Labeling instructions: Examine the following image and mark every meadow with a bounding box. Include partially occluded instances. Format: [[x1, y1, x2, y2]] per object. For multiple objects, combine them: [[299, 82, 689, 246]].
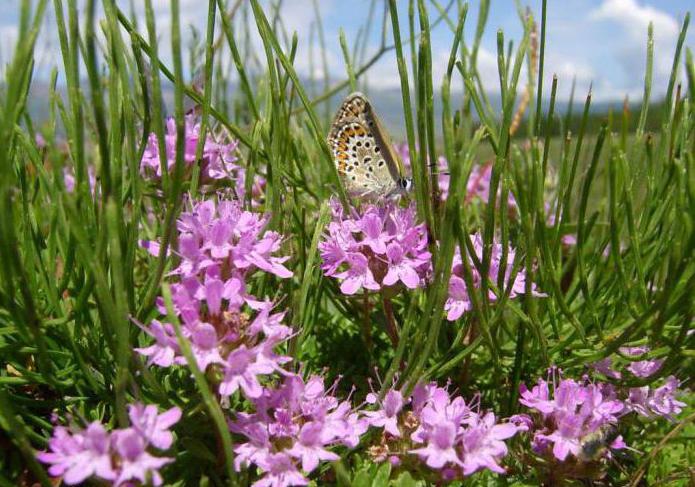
[[0, 1, 693, 486]]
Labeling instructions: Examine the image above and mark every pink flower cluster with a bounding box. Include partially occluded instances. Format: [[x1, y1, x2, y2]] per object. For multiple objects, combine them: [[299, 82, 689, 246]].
[[591, 346, 685, 420], [38, 404, 181, 486], [319, 199, 431, 295], [364, 383, 523, 480], [519, 375, 625, 462], [230, 374, 368, 486], [140, 115, 240, 181], [519, 365, 686, 465], [445, 234, 544, 321], [139, 115, 265, 203], [136, 197, 293, 399]]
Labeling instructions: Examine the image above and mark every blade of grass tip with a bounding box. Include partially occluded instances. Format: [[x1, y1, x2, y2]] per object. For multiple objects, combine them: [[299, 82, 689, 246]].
[[161, 282, 236, 483], [496, 30, 507, 105], [0, 391, 51, 487], [560, 88, 592, 233], [216, 0, 260, 119], [339, 28, 357, 92], [399, 5, 467, 390], [249, 0, 349, 209], [480, 18, 529, 309], [576, 123, 608, 334], [563, 76, 576, 136], [251, 2, 283, 228], [142, 0, 170, 192], [636, 22, 653, 139], [533, 0, 546, 136], [418, 0, 440, 230], [52, 0, 87, 200], [0, 0, 55, 385], [387, 0, 430, 232], [81, 0, 112, 200], [686, 48, 695, 101], [190, 0, 217, 196], [311, 0, 331, 124], [662, 13, 689, 124]]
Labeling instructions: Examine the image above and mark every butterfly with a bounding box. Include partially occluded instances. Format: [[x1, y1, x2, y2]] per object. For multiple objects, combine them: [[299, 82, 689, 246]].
[[327, 92, 412, 200]]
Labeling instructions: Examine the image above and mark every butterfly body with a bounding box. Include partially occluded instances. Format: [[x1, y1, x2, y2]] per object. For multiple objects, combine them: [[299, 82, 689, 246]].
[[328, 92, 412, 200]]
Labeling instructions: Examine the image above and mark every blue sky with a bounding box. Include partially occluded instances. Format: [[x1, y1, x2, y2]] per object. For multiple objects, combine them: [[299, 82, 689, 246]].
[[0, 0, 692, 102]]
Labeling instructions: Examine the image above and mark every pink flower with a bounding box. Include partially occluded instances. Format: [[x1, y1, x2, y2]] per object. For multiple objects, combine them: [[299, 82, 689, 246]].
[[627, 358, 664, 378], [230, 374, 368, 486], [287, 422, 340, 472], [365, 390, 406, 437], [319, 198, 431, 295], [411, 421, 462, 469], [519, 373, 626, 463], [128, 404, 182, 450], [371, 382, 521, 480], [37, 422, 116, 485], [445, 235, 544, 321], [460, 413, 518, 475], [37, 403, 179, 486], [113, 428, 172, 486], [627, 376, 687, 419]]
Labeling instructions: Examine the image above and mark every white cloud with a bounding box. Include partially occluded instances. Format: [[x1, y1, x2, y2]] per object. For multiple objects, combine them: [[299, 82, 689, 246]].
[[590, 0, 679, 41], [589, 0, 681, 94]]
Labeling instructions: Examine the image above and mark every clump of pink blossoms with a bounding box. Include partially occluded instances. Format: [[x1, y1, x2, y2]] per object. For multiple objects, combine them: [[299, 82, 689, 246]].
[[590, 346, 685, 420], [37, 403, 181, 486], [518, 365, 686, 470], [230, 373, 368, 486], [519, 372, 626, 464], [445, 234, 544, 321], [136, 197, 293, 399], [364, 382, 524, 481], [319, 198, 431, 295], [139, 115, 265, 202], [140, 114, 240, 181]]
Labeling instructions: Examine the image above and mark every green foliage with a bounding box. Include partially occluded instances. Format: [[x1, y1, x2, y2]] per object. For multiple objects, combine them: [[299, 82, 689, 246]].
[[0, 0, 692, 485]]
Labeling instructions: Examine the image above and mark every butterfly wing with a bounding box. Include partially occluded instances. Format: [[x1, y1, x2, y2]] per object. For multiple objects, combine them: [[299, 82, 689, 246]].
[[362, 98, 405, 183], [328, 117, 398, 197], [328, 92, 401, 198]]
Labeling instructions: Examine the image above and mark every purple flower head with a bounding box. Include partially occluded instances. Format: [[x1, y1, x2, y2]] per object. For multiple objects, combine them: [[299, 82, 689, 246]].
[[626, 376, 687, 420], [320, 198, 431, 295], [368, 382, 521, 480], [445, 235, 544, 321], [140, 114, 242, 184], [37, 422, 116, 485], [460, 412, 518, 475], [38, 402, 178, 486], [137, 197, 295, 400], [230, 373, 368, 485], [626, 358, 664, 378], [365, 390, 406, 437], [519, 372, 627, 463], [128, 404, 182, 450], [410, 420, 461, 469], [113, 428, 172, 486]]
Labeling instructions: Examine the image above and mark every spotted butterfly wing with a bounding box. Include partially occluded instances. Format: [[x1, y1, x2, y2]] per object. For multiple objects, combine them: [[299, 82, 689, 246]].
[[328, 92, 409, 198]]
